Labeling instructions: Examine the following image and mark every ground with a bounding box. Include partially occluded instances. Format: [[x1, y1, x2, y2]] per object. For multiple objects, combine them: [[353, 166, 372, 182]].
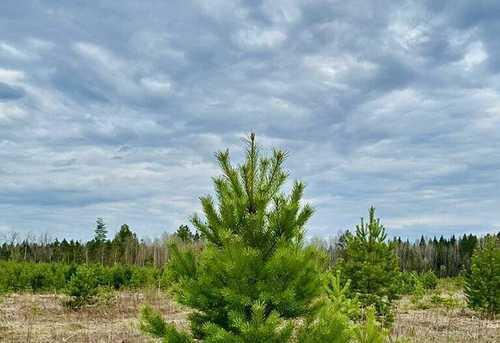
[[0, 289, 498, 342], [0, 290, 186, 342]]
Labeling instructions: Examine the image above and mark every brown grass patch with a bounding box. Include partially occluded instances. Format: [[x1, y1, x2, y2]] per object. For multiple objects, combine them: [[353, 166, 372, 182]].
[[1, 290, 498, 342], [391, 293, 499, 342], [0, 290, 188, 342]]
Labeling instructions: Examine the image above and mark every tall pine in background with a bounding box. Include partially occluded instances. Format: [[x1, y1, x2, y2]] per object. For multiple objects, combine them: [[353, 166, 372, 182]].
[[93, 218, 108, 264], [140, 134, 386, 342], [94, 218, 107, 243]]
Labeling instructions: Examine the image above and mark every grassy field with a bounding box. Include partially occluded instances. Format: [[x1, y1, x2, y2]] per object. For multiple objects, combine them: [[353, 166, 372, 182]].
[[0, 287, 498, 342]]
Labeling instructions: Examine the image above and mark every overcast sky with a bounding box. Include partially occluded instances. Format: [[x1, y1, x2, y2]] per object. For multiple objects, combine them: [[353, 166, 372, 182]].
[[1, 0, 499, 241]]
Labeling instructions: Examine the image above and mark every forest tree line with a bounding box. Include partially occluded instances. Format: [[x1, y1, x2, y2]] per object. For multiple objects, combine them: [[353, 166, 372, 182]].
[[315, 231, 497, 277], [0, 216, 497, 278], [0, 219, 177, 267]]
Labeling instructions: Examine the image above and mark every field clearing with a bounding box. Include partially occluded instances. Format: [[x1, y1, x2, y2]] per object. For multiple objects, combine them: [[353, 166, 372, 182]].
[[0, 291, 498, 342], [392, 296, 499, 342], [0, 291, 188, 342]]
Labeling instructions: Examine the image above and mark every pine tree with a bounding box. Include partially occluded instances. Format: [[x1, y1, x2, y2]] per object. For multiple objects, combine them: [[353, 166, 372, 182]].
[[140, 134, 387, 341], [64, 265, 98, 308], [175, 225, 195, 242], [93, 218, 107, 264], [168, 133, 318, 339], [339, 207, 399, 324], [464, 235, 500, 317], [112, 224, 139, 264], [94, 218, 107, 243]]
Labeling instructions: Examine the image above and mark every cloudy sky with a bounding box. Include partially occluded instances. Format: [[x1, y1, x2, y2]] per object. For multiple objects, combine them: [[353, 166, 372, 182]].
[[1, 0, 499, 241]]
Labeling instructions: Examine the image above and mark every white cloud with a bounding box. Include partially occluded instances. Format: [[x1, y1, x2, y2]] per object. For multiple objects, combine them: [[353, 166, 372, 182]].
[[233, 27, 287, 50], [0, 42, 30, 60], [303, 55, 377, 87], [140, 77, 173, 94], [0, 68, 25, 84], [461, 41, 487, 70]]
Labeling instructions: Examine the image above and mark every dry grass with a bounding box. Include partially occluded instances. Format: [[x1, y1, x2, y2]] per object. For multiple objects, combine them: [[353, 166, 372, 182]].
[[0, 290, 498, 342], [392, 307, 499, 342], [0, 290, 189, 342], [391, 292, 499, 342]]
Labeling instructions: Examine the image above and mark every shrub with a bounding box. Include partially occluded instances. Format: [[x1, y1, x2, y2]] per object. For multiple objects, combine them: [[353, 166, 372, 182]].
[[64, 265, 98, 308], [419, 271, 438, 290], [430, 292, 459, 309], [109, 264, 133, 289], [396, 272, 418, 295], [95, 285, 118, 306], [0, 261, 160, 295], [410, 278, 429, 310], [296, 302, 352, 343], [130, 266, 158, 289], [296, 271, 388, 343], [140, 305, 193, 342], [0, 261, 70, 293], [464, 235, 499, 316], [325, 270, 361, 320], [353, 307, 388, 343]]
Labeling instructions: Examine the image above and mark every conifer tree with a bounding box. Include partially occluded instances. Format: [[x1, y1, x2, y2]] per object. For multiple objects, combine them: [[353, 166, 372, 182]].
[[93, 218, 107, 264], [464, 235, 500, 316], [175, 225, 196, 242], [339, 207, 399, 324], [141, 134, 387, 341], [94, 218, 107, 243]]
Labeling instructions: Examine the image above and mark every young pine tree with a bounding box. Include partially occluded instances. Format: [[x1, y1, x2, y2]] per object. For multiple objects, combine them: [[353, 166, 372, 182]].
[[464, 235, 500, 317], [141, 134, 387, 342], [339, 207, 399, 324], [64, 265, 98, 308]]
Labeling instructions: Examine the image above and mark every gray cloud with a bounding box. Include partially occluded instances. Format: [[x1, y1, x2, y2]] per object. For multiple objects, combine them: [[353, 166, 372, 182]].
[[0, 0, 499, 241], [0, 82, 25, 101]]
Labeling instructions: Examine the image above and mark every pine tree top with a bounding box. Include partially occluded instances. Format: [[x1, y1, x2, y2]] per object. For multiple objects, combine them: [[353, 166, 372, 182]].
[[192, 133, 313, 256]]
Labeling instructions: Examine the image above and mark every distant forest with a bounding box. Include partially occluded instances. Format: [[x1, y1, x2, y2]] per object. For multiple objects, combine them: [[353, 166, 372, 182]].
[[0, 218, 498, 277]]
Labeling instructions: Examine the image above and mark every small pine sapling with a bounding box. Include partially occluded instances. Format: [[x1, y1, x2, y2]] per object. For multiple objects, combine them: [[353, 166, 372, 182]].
[[339, 207, 399, 325], [464, 235, 499, 317]]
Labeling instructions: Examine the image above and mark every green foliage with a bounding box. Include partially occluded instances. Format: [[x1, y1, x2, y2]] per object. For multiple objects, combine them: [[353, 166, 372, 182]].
[[155, 134, 320, 341], [339, 207, 399, 324], [396, 271, 437, 297], [410, 277, 428, 309], [0, 261, 159, 295], [0, 261, 69, 293], [325, 270, 360, 319], [94, 217, 108, 243], [297, 271, 388, 343], [141, 135, 388, 342], [95, 285, 118, 306], [395, 272, 418, 295], [464, 235, 500, 316], [296, 303, 352, 343], [140, 305, 194, 342], [130, 265, 158, 289], [64, 265, 98, 308], [202, 301, 294, 343], [419, 271, 438, 290], [298, 290, 387, 343], [353, 307, 388, 343], [175, 225, 199, 243], [429, 292, 460, 309]]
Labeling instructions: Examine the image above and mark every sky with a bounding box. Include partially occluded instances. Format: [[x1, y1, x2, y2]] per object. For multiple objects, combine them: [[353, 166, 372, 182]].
[[0, 0, 499, 241]]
